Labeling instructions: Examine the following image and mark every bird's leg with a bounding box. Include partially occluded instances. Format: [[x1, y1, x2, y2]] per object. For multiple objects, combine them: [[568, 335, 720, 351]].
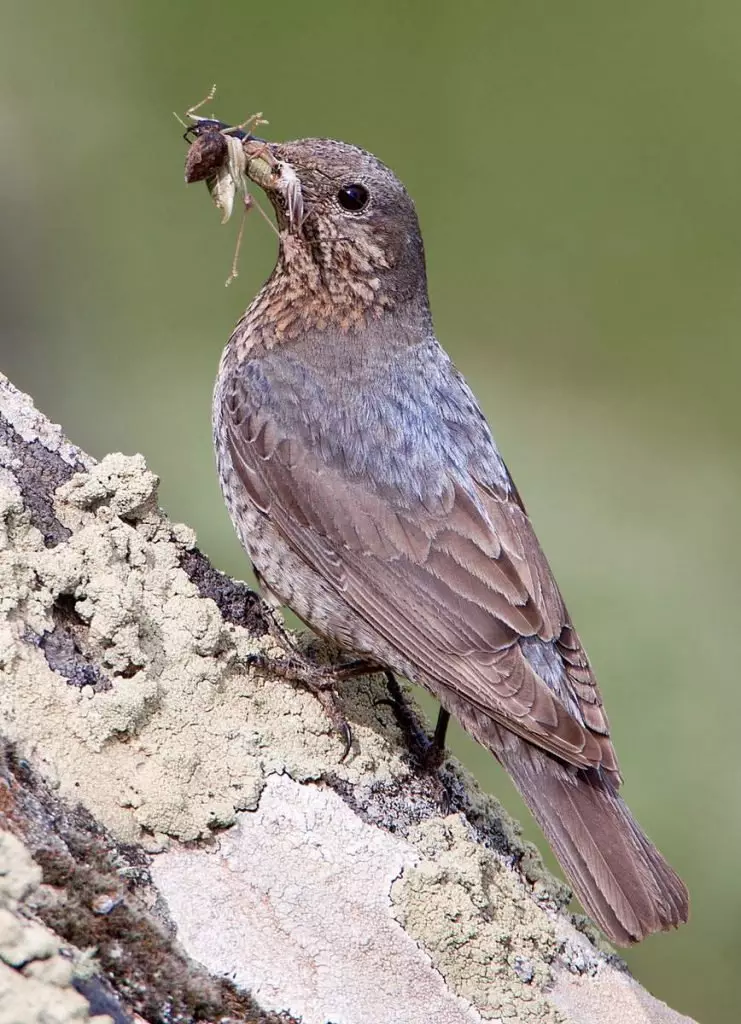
[[252, 572, 382, 681], [433, 708, 451, 755], [245, 650, 380, 763], [376, 673, 451, 771], [244, 587, 385, 760], [247, 580, 445, 765], [245, 651, 379, 686]]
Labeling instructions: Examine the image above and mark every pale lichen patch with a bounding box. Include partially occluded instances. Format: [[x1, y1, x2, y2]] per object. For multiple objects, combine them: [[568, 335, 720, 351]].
[[392, 815, 566, 1022], [0, 454, 410, 844], [55, 452, 159, 524]]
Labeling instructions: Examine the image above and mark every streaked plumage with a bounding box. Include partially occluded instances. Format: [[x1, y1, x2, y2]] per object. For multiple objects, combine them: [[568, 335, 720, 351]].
[[212, 137, 689, 944]]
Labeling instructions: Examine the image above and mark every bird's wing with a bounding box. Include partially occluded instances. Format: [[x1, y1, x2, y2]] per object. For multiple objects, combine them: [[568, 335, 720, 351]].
[[224, 373, 618, 777]]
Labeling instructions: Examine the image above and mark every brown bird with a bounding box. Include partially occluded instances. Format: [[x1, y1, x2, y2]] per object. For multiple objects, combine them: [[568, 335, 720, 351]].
[[205, 130, 689, 945]]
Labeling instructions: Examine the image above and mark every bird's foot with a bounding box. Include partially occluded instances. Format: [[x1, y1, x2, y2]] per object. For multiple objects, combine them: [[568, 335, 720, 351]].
[[245, 651, 379, 687], [245, 649, 381, 762]]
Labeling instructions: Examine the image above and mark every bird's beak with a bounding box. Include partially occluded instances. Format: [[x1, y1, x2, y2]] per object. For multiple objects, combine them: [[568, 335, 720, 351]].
[[242, 138, 304, 233]]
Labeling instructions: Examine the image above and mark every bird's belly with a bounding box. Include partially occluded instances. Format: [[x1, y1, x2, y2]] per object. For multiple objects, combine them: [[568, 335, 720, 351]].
[[215, 433, 405, 666]]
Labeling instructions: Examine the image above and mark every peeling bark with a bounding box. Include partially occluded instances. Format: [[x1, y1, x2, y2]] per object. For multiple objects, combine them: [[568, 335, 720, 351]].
[[0, 373, 695, 1024]]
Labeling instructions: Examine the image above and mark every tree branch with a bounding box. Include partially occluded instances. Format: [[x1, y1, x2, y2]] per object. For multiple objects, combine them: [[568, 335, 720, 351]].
[[0, 372, 694, 1024]]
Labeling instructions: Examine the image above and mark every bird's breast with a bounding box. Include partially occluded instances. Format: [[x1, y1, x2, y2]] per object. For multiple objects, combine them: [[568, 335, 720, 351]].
[[216, 325, 512, 516]]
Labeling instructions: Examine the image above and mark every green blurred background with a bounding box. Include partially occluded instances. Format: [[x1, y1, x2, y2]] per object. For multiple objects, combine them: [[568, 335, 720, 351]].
[[1, 1, 739, 1019]]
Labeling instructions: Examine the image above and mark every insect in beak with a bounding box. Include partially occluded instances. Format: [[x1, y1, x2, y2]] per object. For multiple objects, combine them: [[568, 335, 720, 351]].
[[179, 87, 305, 283]]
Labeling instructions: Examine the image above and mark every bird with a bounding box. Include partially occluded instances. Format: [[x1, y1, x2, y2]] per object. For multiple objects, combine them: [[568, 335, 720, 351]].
[[206, 132, 689, 945]]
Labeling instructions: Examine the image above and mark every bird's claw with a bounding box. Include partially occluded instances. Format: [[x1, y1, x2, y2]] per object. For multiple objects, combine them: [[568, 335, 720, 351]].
[[243, 648, 355, 761]]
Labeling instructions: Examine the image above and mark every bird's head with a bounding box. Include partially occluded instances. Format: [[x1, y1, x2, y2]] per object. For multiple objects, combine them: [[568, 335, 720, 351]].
[[185, 119, 431, 336], [247, 137, 429, 312]]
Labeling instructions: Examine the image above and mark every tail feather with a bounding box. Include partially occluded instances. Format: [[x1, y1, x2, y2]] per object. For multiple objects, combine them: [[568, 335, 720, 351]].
[[498, 744, 689, 944]]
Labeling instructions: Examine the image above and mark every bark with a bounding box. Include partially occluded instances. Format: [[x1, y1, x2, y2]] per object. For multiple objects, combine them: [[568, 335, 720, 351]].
[[0, 372, 695, 1024]]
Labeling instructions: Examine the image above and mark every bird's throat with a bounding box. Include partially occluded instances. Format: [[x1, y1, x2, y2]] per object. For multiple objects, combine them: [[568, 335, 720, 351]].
[[229, 233, 404, 357]]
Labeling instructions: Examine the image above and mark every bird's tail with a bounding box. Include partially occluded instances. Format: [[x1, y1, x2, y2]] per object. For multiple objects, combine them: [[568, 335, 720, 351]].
[[497, 746, 689, 944]]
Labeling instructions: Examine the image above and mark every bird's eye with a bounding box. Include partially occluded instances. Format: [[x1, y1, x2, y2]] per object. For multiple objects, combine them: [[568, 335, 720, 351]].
[[337, 183, 369, 212]]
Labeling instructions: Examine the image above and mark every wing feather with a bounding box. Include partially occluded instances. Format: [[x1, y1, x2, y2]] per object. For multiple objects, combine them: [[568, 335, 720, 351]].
[[225, 384, 616, 776]]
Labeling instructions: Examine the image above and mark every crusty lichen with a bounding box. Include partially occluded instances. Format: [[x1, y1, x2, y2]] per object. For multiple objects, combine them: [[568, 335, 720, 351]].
[[0, 454, 412, 844], [0, 421, 594, 1022], [392, 815, 565, 1022], [0, 830, 112, 1024]]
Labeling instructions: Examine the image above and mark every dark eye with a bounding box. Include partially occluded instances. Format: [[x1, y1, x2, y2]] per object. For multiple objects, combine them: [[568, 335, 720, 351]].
[[337, 183, 369, 212]]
